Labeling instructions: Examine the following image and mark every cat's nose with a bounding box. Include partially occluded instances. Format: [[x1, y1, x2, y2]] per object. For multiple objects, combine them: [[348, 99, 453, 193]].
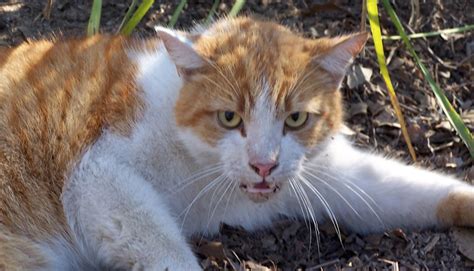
[[249, 161, 278, 178]]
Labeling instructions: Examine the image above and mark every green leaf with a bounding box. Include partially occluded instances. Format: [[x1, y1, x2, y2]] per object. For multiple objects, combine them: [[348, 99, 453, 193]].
[[381, 0, 474, 158], [367, 0, 417, 161], [87, 0, 102, 36], [120, 0, 155, 36], [168, 0, 187, 28], [228, 0, 245, 17], [382, 24, 474, 40], [204, 0, 220, 26], [118, 0, 139, 34]]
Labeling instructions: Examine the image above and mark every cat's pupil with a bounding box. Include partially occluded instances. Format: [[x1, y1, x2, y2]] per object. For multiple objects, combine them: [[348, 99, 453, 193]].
[[225, 111, 234, 121], [291, 113, 299, 121]]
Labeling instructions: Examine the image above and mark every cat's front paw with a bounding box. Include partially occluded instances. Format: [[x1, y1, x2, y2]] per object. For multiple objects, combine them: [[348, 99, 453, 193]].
[[437, 188, 474, 227]]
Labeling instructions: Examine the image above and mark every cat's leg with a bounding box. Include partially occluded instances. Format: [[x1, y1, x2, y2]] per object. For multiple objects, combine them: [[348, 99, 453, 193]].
[[62, 153, 200, 270], [301, 135, 474, 234]]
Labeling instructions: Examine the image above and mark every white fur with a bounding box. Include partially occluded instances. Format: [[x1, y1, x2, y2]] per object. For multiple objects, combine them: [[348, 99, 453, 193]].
[[46, 27, 474, 270]]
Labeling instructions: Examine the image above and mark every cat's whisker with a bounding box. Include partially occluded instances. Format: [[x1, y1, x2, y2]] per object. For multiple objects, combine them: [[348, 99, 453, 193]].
[[289, 178, 314, 252], [179, 174, 226, 231], [289, 178, 310, 231], [207, 177, 233, 225], [222, 181, 238, 221], [293, 177, 321, 256], [298, 175, 343, 246], [207, 176, 230, 219], [168, 165, 223, 194], [304, 164, 383, 212], [301, 169, 363, 220], [199, 178, 236, 245], [303, 165, 385, 227]]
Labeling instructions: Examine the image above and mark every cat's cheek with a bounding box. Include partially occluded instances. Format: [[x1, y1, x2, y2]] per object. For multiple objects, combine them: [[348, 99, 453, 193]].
[[278, 135, 307, 173], [436, 189, 474, 227]]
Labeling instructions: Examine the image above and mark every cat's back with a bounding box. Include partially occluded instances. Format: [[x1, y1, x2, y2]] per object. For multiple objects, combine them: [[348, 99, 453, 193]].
[[0, 35, 144, 238]]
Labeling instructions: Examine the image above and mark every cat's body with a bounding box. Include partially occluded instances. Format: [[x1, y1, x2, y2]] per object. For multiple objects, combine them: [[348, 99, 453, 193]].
[[0, 17, 473, 270]]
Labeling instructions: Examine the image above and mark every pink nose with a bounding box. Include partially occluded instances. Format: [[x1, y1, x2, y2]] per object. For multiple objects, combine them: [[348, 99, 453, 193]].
[[249, 162, 278, 178]]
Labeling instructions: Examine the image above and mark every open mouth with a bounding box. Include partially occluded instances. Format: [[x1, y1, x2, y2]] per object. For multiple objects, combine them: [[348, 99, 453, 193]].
[[239, 181, 280, 194]]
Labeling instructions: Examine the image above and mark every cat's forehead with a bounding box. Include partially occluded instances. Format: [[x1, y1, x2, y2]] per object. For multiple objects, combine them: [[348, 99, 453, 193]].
[[190, 18, 331, 115], [195, 18, 315, 69]]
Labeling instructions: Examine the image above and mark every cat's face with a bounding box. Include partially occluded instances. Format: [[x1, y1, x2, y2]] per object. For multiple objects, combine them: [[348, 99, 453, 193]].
[[160, 18, 366, 202]]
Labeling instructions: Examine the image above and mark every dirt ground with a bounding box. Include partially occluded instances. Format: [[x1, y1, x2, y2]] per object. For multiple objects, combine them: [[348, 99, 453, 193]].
[[1, 0, 473, 270]]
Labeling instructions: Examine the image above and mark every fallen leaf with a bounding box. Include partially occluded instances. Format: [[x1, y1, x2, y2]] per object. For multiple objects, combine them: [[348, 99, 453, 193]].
[[347, 64, 373, 89], [196, 241, 227, 260], [453, 227, 474, 261]]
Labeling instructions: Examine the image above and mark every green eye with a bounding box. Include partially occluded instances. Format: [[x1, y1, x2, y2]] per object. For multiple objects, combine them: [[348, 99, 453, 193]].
[[285, 112, 308, 129], [218, 111, 242, 129]]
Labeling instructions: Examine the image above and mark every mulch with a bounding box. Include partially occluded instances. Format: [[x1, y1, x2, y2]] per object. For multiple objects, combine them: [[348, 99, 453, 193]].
[[1, 0, 473, 270]]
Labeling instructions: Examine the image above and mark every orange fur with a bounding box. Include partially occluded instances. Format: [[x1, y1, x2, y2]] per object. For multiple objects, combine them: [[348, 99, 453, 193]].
[[175, 18, 346, 147], [0, 35, 144, 267], [437, 190, 474, 227]]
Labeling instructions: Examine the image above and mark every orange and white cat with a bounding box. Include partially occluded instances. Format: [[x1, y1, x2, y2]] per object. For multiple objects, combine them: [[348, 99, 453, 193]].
[[0, 17, 473, 270]]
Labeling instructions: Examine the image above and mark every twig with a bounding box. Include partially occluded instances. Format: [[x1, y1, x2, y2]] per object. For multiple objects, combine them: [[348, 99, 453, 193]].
[[307, 259, 340, 270]]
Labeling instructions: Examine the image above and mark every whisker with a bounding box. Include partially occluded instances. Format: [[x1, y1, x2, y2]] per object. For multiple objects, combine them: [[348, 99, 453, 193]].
[[302, 169, 363, 220], [207, 176, 229, 219], [289, 178, 315, 255], [304, 165, 385, 227], [289, 178, 310, 231], [293, 177, 321, 256], [303, 164, 382, 210], [168, 165, 223, 195], [179, 174, 226, 231], [207, 177, 234, 227], [222, 182, 238, 221], [299, 175, 343, 246]]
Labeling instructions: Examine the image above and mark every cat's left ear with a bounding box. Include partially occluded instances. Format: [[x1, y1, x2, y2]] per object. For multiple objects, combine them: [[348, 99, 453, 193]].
[[313, 32, 368, 87], [156, 27, 206, 77]]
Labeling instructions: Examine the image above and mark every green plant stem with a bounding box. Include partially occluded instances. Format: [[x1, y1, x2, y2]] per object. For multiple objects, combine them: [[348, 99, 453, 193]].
[[204, 0, 220, 26], [367, 0, 417, 162], [228, 0, 245, 17], [381, 0, 474, 158], [168, 0, 187, 28], [87, 0, 102, 36], [120, 0, 154, 35], [118, 0, 139, 34], [382, 24, 474, 40]]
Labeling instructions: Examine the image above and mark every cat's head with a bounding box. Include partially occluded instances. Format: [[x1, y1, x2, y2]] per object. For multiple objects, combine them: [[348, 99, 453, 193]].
[[158, 17, 367, 203]]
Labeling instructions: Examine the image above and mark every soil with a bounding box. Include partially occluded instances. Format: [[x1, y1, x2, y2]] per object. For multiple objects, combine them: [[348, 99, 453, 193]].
[[0, 0, 473, 270]]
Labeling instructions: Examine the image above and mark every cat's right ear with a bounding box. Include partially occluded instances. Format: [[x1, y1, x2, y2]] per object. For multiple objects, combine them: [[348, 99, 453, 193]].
[[156, 27, 206, 77]]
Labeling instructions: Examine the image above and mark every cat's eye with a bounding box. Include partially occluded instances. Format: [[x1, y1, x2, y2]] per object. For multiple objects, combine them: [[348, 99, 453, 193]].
[[217, 111, 242, 129], [285, 112, 308, 129]]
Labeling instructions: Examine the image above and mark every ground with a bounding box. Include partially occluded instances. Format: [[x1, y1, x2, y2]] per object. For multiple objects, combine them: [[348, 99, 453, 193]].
[[0, 0, 473, 270]]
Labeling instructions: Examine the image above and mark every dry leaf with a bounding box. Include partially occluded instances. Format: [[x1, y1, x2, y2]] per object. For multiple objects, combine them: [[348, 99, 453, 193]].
[[453, 227, 474, 261], [347, 64, 373, 89]]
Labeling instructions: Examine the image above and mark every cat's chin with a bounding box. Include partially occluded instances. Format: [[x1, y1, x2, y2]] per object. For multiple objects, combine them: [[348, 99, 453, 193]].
[[239, 182, 281, 203]]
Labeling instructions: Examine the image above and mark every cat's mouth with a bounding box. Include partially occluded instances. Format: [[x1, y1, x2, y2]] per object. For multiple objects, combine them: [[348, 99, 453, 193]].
[[239, 181, 281, 202]]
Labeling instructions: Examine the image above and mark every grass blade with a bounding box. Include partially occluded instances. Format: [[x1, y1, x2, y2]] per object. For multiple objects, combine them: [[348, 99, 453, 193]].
[[381, 0, 474, 158], [168, 0, 187, 28], [367, 0, 417, 161], [228, 0, 245, 17], [87, 0, 102, 36], [204, 0, 220, 26], [120, 0, 154, 36], [382, 24, 474, 40], [118, 0, 139, 34]]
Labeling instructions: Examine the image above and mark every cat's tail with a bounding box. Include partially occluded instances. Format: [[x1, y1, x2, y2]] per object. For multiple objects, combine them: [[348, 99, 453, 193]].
[[0, 227, 48, 271]]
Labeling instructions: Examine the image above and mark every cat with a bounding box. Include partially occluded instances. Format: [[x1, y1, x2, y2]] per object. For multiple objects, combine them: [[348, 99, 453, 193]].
[[0, 16, 472, 270]]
